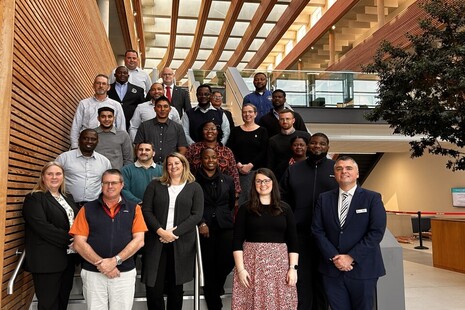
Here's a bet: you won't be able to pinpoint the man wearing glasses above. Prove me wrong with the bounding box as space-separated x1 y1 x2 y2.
160 67 191 117
70 169 148 310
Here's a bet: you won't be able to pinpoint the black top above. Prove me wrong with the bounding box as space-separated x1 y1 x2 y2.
233 202 298 253
227 125 268 169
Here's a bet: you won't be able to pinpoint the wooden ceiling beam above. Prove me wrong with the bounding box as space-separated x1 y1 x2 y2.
222 0 278 70
275 0 360 71
157 0 180 72
245 0 310 70
201 0 245 71
175 0 213 80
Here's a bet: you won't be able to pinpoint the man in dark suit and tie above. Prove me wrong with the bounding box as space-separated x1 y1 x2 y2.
312 156 386 310
160 67 191 118
108 65 145 129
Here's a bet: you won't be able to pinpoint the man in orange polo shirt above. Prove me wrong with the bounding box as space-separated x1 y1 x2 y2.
70 169 147 310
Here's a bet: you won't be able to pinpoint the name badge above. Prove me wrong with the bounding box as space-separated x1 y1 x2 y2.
356 209 367 214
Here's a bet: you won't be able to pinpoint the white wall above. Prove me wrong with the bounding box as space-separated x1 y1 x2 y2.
363 152 465 213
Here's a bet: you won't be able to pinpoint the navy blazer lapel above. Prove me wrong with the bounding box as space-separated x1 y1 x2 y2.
329 189 340 226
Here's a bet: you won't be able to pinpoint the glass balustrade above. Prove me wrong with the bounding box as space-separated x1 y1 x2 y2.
189 68 379 109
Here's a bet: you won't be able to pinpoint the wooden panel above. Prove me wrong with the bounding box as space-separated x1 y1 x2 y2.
0 0 116 307
431 218 465 273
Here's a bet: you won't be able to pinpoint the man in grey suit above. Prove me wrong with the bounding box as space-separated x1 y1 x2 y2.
312 156 386 310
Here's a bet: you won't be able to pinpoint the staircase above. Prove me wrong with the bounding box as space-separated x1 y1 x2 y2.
29 257 233 309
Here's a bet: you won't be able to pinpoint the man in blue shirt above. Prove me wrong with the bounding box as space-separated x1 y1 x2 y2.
243 72 273 121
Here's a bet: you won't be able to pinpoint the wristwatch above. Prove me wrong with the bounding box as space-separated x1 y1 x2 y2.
289 264 298 270
115 255 123 266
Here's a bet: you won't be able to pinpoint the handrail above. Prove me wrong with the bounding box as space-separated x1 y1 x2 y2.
8 249 26 295
194 225 204 310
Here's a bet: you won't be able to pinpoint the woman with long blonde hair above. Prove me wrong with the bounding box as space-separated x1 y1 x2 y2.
23 161 78 310
141 152 204 309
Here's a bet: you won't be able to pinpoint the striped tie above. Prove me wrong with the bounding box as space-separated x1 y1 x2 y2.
340 192 349 227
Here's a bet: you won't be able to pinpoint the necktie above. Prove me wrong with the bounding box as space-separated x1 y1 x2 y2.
166 86 172 102
340 192 349 227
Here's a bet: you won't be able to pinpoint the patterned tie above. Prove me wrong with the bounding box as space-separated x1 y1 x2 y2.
340 192 349 227
166 86 172 102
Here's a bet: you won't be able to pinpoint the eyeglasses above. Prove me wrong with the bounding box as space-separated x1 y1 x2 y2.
255 178 272 185
203 127 218 132
102 181 122 186
212 96 223 99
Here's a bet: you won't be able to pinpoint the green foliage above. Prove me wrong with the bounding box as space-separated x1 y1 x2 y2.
364 0 465 170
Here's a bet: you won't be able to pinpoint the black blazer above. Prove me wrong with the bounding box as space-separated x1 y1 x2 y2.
108 82 145 129
22 191 78 273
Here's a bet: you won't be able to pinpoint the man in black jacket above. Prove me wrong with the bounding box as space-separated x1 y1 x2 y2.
280 132 339 310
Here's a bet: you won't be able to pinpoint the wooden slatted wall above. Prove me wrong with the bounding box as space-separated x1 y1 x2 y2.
0 0 116 308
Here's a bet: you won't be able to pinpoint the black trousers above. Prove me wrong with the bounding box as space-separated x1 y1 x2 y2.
200 228 234 310
146 243 184 310
32 255 75 310
297 234 329 310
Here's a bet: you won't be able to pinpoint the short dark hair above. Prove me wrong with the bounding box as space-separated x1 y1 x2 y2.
154 96 171 106
197 84 212 93
273 89 286 97
311 132 330 144
98 106 115 116
254 72 267 79
79 128 98 139
198 120 223 143
125 49 138 57
290 135 309 145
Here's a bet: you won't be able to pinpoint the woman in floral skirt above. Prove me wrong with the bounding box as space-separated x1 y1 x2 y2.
232 168 299 309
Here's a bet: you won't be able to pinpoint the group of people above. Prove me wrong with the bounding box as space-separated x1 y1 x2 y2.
22 51 387 310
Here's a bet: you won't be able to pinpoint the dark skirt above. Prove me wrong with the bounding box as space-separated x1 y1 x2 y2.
232 242 297 310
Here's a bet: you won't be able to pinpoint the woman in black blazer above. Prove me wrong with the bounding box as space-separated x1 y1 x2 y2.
195 148 235 310
142 152 204 310
22 162 78 310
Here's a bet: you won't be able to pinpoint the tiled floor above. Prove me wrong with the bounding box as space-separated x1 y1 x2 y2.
402 240 465 310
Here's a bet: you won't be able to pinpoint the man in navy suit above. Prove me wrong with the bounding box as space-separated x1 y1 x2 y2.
311 156 386 310
108 66 145 129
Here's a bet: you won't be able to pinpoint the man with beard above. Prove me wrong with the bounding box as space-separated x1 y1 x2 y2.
70 74 126 149
259 89 308 137
94 107 133 169
280 133 339 310
267 109 310 181
121 142 162 204
243 72 273 121
57 129 112 208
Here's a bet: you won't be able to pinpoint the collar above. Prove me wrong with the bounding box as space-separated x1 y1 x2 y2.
339 185 357 197
281 127 296 135
115 81 128 86
193 103 216 112
153 117 171 125
272 103 293 118
76 148 95 159
135 160 158 169
95 126 116 134
92 95 109 102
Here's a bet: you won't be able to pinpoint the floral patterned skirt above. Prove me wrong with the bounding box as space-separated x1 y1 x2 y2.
232 242 297 310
